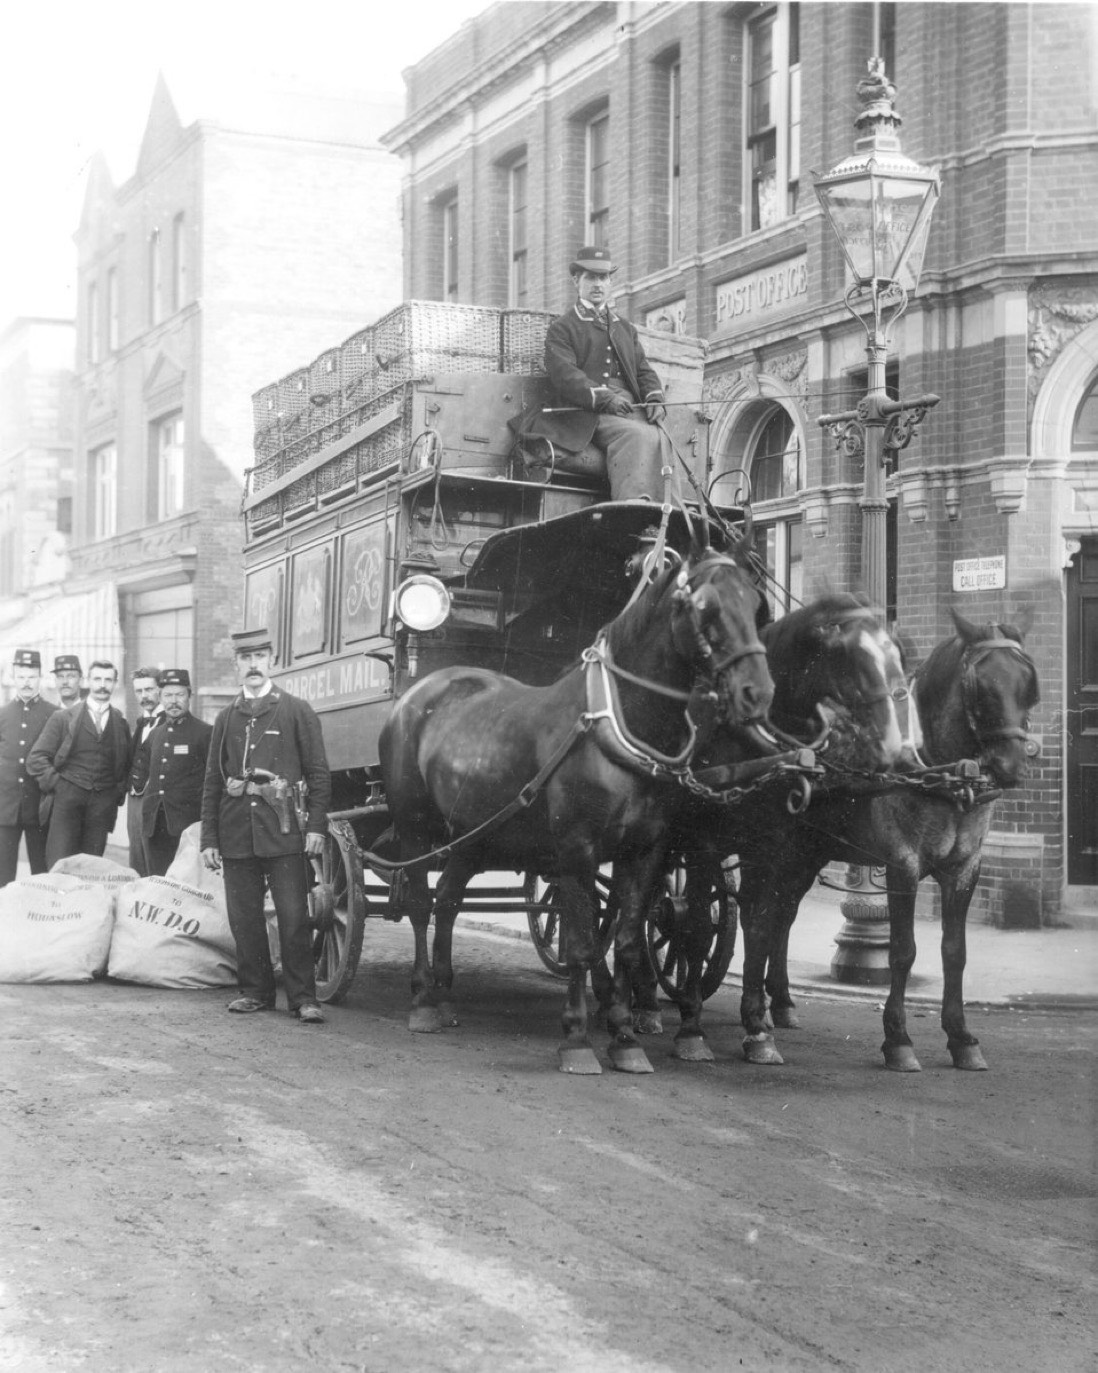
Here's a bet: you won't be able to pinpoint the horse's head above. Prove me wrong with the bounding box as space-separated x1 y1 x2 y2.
936 609 1041 787
670 542 774 730
762 594 916 772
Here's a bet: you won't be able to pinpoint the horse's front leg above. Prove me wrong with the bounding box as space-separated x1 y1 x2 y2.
670 848 721 1062
607 852 666 1074
428 852 481 1030
556 871 603 1075
764 912 799 1029
882 864 921 1071
941 862 988 1070
402 861 440 1034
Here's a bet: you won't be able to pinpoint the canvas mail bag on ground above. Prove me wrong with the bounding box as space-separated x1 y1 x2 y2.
0 874 115 983
109 870 238 989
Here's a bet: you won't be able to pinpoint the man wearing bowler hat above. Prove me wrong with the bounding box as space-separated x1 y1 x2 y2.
532 245 674 502
200 629 331 1024
131 669 212 876
0 650 55 886
51 654 84 708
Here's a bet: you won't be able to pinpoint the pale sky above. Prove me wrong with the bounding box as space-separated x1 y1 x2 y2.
0 0 490 324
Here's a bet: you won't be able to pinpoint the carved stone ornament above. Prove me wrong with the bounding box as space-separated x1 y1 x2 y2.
765 349 809 397
702 365 760 403
1028 284 1098 410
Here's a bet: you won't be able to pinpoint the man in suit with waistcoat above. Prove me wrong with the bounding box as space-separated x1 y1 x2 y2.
131 668 212 876
0 650 55 885
126 665 164 874
27 659 132 868
528 245 676 502
200 628 331 1024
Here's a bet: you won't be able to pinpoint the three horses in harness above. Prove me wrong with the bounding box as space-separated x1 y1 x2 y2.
379 508 1040 1076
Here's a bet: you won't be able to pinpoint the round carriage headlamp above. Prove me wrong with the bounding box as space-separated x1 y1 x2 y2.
395 575 451 632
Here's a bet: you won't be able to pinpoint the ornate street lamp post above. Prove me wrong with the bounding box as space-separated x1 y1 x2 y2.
815 58 942 983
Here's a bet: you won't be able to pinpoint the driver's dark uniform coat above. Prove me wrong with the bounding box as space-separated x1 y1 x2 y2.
200 687 330 857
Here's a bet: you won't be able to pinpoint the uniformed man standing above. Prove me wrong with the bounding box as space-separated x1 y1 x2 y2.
0 650 55 886
50 654 84 707
126 666 164 874
531 245 673 501
131 669 212 876
27 660 132 867
200 629 331 1023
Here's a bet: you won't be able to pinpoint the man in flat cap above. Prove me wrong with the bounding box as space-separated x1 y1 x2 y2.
131 669 212 876
0 650 56 885
51 655 84 708
28 660 131 867
200 629 331 1024
531 245 673 502
126 666 164 874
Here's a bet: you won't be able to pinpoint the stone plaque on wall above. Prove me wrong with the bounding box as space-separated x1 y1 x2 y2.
714 255 808 332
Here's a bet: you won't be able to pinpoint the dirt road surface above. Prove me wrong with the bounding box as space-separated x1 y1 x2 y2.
1 921 1094 1372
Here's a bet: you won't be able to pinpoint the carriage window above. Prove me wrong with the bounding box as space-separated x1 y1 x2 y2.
291 547 330 658
1073 378 1098 449
245 564 284 664
340 522 388 645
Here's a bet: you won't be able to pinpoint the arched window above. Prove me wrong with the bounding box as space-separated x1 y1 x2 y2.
1072 376 1098 450
745 404 803 617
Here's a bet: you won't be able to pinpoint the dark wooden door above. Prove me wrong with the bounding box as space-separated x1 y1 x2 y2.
1067 537 1098 884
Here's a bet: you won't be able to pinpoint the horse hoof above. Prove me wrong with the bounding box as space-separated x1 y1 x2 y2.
672 1036 714 1063
951 1043 989 1071
632 1010 664 1035
558 1046 603 1075
771 1008 801 1030
742 1033 784 1066
408 1006 444 1034
609 1044 654 1074
437 1001 459 1028
883 1044 921 1072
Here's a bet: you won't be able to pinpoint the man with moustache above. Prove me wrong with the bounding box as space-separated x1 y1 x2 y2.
28 660 132 867
200 629 331 1024
131 669 212 876
126 666 164 874
0 650 55 885
50 654 84 707
526 245 673 502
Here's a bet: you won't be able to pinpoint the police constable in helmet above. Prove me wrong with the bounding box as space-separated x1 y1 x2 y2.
200 629 331 1024
0 650 55 886
532 245 676 502
131 669 212 876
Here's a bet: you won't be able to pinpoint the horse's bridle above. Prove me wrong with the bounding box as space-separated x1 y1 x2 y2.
672 553 769 679
958 635 1038 749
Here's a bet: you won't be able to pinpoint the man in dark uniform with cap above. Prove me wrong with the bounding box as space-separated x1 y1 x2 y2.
51 655 84 708
126 666 164 874
200 629 331 1024
27 660 132 867
0 650 55 885
529 245 674 502
131 669 212 876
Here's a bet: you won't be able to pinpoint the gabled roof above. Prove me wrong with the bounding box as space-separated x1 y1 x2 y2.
77 152 116 238
135 72 184 180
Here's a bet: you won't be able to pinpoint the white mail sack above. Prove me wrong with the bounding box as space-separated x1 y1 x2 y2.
109 875 237 989
0 874 115 983
51 852 139 904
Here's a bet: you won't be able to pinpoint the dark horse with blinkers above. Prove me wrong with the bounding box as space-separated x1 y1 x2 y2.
379 521 773 1074
734 609 1039 1071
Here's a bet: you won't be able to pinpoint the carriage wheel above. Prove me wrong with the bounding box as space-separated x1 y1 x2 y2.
523 872 615 979
311 819 367 1004
645 860 737 1002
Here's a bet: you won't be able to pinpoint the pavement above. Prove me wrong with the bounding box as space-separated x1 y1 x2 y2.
462 877 1098 1013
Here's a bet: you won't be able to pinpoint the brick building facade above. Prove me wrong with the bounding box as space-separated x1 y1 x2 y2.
383 1 1098 923
69 75 403 721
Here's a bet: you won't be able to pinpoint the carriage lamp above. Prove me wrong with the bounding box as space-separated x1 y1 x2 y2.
394 574 451 632
815 58 942 985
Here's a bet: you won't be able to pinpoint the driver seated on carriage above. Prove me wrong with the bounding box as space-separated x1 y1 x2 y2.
519 246 683 503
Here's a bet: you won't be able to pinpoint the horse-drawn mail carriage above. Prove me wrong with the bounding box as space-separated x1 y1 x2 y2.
243 304 753 1011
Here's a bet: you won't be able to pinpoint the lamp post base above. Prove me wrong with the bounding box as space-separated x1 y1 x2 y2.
830 864 892 985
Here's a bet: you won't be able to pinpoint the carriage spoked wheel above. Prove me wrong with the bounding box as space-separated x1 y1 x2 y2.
523 871 615 978
645 859 737 1003
310 818 367 1004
